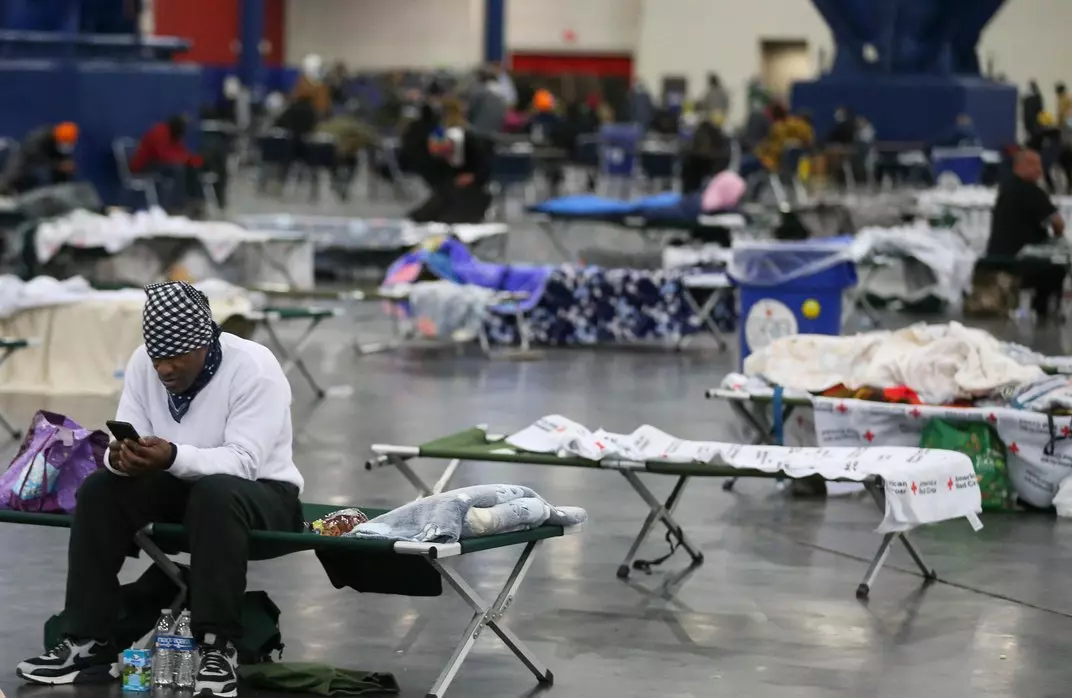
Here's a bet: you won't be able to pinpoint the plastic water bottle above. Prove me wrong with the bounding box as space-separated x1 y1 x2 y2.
151 609 175 686
172 611 197 689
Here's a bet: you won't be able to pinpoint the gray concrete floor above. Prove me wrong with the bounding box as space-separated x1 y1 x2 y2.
0 178 1071 698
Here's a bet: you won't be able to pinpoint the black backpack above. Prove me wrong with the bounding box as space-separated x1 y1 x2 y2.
44 564 284 664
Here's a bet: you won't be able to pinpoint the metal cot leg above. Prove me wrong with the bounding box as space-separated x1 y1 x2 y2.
722 401 795 491
425 541 553 698
680 286 730 352
0 345 23 438
261 314 329 398
856 479 938 599
616 471 704 578
537 219 575 262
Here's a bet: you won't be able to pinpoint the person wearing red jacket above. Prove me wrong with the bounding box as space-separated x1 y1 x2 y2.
130 115 206 215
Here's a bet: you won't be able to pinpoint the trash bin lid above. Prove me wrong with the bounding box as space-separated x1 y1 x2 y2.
729 237 854 287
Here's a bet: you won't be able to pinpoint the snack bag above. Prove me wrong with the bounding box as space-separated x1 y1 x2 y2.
310 508 369 537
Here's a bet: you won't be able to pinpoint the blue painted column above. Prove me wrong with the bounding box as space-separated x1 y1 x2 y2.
238 0 266 100
484 0 505 64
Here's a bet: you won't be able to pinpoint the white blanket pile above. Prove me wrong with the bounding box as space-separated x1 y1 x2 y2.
504 415 982 533
743 323 1044 404
0 275 255 319
35 208 286 265
849 223 976 305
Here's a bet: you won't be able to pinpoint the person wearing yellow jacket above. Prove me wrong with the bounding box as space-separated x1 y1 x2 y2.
755 104 815 172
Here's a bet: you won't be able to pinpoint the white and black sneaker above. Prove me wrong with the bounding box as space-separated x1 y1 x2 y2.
16 638 118 685
195 634 239 698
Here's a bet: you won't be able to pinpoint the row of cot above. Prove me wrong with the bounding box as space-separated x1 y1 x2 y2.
0 411 981 696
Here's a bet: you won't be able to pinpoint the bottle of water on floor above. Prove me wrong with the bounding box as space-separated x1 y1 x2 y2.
172 611 197 689
151 609 175 686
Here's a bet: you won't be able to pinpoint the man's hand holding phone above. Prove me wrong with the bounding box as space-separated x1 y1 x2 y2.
115 437 174 474
107 421 174 474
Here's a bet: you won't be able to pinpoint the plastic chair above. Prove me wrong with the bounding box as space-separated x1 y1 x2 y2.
299 132 338 201
600 124 642 198
113 138 160 209
255 128 294 192
492 142 536 218
639 138 678 192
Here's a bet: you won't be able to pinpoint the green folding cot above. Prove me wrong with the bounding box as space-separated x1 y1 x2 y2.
0 501 579 698
367 427 941 599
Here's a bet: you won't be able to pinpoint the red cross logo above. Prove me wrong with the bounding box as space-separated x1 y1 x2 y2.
1009 442 1020 455
911 481 918 495
765 308 773 318
864 430 875 442
836 403 848 414
909 408 921 418
1062 426 1071 437
797 416 805 427
987 413 997 424
595 441 605 450
947 477 954 490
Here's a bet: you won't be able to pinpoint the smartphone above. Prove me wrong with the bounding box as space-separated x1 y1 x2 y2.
106 420 141 443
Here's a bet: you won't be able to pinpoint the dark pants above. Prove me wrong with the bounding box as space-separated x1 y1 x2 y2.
680 155 726 194
978 256 1067 321
407 183 492 224
65 470 302 643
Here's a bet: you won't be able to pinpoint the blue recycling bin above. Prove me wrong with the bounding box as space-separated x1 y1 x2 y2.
729 238 857 364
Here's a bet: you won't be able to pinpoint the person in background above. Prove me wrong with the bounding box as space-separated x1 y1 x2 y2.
985 148 1066 323
528 90 566 194
467 67 507 137
1057 83 1071 126
291 54 331 118
681 111 731 193
399 82 451 187
407 99 492 224
755 105 814 172
15 281 304 697
936 113 981 148
826 106 856 145
488 61 517 108
0 122 78 194
315 111 379 201
325 62 349 109
1028 111 1063 193
1022 80 1044 140
129 115 206 215
700 73 730 119
627 79 654 130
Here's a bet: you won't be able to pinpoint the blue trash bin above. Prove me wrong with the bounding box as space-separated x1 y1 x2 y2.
729 238 857 364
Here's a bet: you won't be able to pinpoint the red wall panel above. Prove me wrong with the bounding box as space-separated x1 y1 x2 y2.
155 0 285 66
510 52 633 78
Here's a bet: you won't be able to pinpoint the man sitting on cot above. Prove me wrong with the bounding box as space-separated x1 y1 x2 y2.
16 281 304 698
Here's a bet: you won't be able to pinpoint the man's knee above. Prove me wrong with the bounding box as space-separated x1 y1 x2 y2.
74 469 126 510
185 475 249 525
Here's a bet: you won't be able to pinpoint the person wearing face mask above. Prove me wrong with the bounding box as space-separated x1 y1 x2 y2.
0 121 79 194
407 99 493 224
129 115 206 215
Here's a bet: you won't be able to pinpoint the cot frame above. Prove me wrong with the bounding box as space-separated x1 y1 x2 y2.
3 507 579 698
0 337 38 438
366 433 938 599
254 306 345 399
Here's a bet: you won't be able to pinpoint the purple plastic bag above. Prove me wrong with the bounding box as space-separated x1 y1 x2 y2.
0 411 108 514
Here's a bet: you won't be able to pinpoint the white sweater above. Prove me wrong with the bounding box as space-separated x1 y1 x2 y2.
105 333 304 492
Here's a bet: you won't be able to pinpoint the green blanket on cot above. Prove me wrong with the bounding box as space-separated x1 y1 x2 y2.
239 662 399 696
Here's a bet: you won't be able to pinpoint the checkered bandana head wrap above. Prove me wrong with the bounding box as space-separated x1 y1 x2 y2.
142 281 218 359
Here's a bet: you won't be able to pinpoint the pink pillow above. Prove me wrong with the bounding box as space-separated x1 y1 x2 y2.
701 171 746 212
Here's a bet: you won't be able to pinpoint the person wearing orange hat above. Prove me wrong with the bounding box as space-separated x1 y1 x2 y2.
0 121 79 194
527 88 567 194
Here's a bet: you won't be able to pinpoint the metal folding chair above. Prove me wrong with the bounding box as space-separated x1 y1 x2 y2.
113 138 160 209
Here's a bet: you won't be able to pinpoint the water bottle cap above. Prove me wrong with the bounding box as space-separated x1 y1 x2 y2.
160 608 172 614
